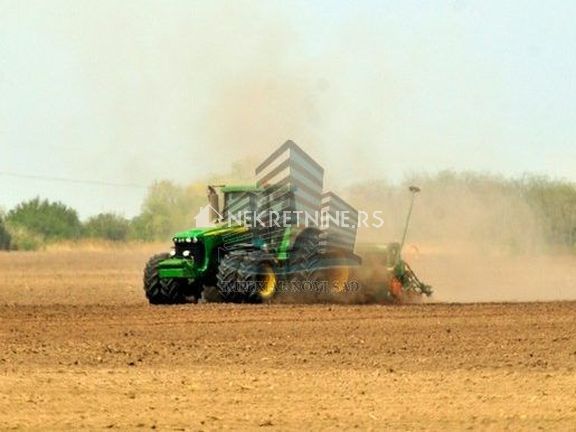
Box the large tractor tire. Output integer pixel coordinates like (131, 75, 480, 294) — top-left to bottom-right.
(143, 253, 187, 305)
(288, 232, 352, 300)
(215, 252, 244, 302)
(287, 229, 320, 278)
(285, 229, 326, 298)
(216, 250, 277, 303)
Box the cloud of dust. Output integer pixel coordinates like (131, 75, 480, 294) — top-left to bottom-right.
(342, 173, 576, 302)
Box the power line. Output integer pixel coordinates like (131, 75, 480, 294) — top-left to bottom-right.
(0, 170, 148, 189)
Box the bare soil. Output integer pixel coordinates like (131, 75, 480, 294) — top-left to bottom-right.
(1, 248, 575, 430)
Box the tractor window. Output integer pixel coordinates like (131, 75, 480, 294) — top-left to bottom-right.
(222, 191, 257, 221)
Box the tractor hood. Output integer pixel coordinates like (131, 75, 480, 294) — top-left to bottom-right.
(172, 225, 248, 242)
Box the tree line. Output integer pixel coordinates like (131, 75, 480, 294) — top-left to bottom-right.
(0, 181, 205, 250)
(0, 173, 575, 252)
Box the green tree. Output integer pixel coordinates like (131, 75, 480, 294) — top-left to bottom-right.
(0, 213, 11, 250)
(7, 197, 81, 242)
(131, 181, 205, 240)
(83, 213, 131, 241)
(519, 176, 576, 250)
(346, 171, 576, 254)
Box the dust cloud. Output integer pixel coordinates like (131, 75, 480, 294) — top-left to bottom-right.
(343, 175, 576, 302)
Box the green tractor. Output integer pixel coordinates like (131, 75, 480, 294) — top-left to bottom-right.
(143, 184, 360, 304)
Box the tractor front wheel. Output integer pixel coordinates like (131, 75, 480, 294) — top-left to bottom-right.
(143, 253, 188, 305)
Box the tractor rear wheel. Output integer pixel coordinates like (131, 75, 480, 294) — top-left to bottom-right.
(143, 253, 187, 305)
(286, 230, 335, 299)
(216, 250, 277, 303)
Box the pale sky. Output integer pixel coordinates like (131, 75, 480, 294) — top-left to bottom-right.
(1, 0, 575, 218)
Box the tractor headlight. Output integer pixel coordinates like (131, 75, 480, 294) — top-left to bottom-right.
(185, 237, 192, 243)
(182, 250, 191, 257)
(169, 248, 176, 257)
(192, 237, 198, 243)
